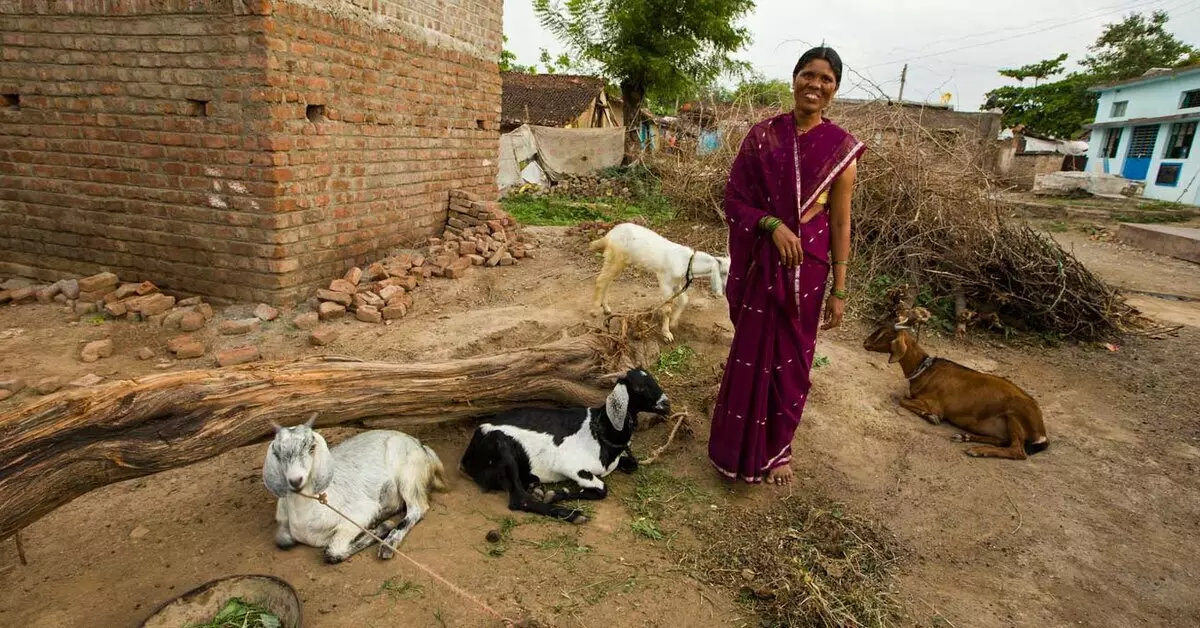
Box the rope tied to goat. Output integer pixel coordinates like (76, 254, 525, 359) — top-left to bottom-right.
(295, 491, 518, 626)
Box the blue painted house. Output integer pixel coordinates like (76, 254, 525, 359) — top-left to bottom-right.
(1086, 65, 1200, 205)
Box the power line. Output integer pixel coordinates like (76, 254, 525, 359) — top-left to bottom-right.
(865, 0, 1197, 69)
(879, 0, 1175, 56)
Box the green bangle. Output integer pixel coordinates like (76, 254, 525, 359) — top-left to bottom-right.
(831, 288, 849, 299)
(759, 216, 782, 232)
(833, 260, 849, 266)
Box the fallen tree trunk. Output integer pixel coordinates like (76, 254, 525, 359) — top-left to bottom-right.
(0, 333, 618, 542)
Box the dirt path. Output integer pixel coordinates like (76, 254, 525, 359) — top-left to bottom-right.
(2, 225, 1200, 627)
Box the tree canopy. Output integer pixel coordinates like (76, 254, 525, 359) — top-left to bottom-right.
(533, 0, 755, 156)
(984, 10, 1197, 138)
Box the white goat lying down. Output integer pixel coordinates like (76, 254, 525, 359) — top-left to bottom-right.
(262, 414, 447, 564)
(589, 222, 731, 341)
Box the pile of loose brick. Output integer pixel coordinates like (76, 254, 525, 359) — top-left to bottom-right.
(308, 257, 422, 330)
(0, 272, 271, 367)
(308, 190, 535, 332)
(434, 190, 533, 270)
(0, 272, 210, 325)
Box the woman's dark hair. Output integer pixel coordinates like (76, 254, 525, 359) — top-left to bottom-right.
(792, 46, 843, 85)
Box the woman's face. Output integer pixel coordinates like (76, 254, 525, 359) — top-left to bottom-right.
(793, 58, 838, 115)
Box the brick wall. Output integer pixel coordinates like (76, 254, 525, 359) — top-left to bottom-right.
(0, 0, 503, 304)
(262, 1, 502, 299)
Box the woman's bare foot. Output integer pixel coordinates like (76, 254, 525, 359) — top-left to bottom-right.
(766, 464, 794, 486)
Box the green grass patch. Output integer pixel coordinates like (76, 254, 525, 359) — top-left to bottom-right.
(813, 354, 831, 369)
(503, 166, 676, 227)
(621, 465, 707, 542)
(188, 597, 281, 628)
(1045, 220, 1070, 233)
(653, 344, 696, 377)
(367, 577, 423, 601)
(1113, 211, 1193, 224)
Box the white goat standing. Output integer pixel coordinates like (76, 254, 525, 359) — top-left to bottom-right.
(262, 414, 448, 564)
(589, 222, 731, 342)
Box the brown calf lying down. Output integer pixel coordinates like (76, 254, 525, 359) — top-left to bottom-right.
(863, 309, 1049, 460)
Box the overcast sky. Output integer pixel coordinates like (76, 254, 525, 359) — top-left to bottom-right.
(502, 0, 1200, 111)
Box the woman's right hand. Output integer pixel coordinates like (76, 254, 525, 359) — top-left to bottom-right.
(771, 224, 804, 267)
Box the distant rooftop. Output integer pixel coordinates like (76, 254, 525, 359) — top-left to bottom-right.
(1088, 64, 1200, 92)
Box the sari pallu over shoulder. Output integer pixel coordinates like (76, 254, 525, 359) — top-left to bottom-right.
(723, 113, 866, 318)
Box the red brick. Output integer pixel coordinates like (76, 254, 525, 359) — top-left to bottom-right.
(355, 305, 382, 323)
(180, 311, 206, 331)
(80, 339, 114, 363)
(344, 266, 363, 286)
(293, 312, 319, 330)
(168, 335, 197, 353)
(219, 318, 261, 335)
(9, 288, 36, 304)
(309, 327, 338, 346)
(105, 301, 128, 317)
(216, 346, 260, 367)
(378, 285, 405, 302)
(254, 303, 280, 321)
(366, 262, 389, 281)
(381, 304, 407, 320)
(316, 289, 353, 306)
(318, 302, 346, 320)
(329, 279, 357, 294)
(78, 272, 119, 293)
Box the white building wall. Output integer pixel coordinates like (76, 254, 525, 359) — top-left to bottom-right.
(1086, 70, 1200, 205)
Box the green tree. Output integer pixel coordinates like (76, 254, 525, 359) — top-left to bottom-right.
(1082, 10, 1197, 82)
(533, 0, 755, 158)
(499, 36, 536, 74)
(733, 73, 792, 107)
(999, 53, 1069, 86)
(983, 10, 1197, 138)
(537, 48, 578, 74)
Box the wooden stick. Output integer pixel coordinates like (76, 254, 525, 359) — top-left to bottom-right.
(0, 334, 617, 542)
(639, 412, 690, 465)
(13, 531, 26, 566)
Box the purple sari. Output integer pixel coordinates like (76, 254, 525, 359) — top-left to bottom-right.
(709, 113, 865, 483)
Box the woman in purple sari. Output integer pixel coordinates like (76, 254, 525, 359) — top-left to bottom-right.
(709, 47, 866, 485)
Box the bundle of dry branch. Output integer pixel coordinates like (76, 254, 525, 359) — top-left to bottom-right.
(649, 101, 1137, 340)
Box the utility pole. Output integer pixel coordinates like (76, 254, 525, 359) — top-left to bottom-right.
(898, 64, 908, 103)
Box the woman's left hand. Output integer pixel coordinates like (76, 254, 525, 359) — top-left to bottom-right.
(821, 295, 845, 330)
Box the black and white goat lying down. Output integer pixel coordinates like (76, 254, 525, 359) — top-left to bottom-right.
(459, 368, 670, 523)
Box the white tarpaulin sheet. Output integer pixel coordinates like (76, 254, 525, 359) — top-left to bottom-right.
(529, 126, 625, 179)
(497, 124, 625, 193)
(1023, 136, 1089, 156)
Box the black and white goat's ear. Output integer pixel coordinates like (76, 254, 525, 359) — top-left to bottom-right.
(605, 382, 630, 431)
(303, 412, 318, 428)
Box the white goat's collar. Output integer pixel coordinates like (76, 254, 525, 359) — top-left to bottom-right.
(907, 355, 936, 381)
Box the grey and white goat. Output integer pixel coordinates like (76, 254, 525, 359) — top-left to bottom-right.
(262, 414, 448, 563)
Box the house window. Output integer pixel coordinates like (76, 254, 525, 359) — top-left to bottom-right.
(1127, 125, 1159, 158)
(1102, 128, 1123, 158)
(1165, 121, 1196, 159)
(1156, 163, 1182, 187)
(1183, 90, 1200, 109)
(1111, 101, 1128, 117)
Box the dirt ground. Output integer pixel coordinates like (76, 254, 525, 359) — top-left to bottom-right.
(2, 220, 1200, 628)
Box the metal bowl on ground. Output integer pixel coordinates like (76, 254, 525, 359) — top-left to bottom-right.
(139, 574, 302, 628)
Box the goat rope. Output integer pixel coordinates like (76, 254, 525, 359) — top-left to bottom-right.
(296, 491, 517, 626)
